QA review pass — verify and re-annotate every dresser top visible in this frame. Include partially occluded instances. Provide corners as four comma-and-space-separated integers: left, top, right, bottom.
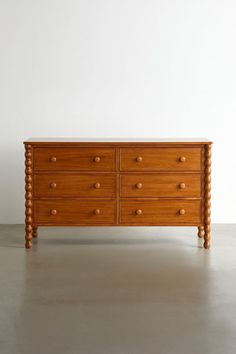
24, 137, 212, 144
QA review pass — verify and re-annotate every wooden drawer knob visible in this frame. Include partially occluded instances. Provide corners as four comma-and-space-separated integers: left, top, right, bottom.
136, 183, 143, 189
50, 209, 57, 215
179, 183, 186, 189
50, 157, 57, 163
179, 156, 186, 163
94, 156, 101, 163
93, 209, 100, 215
136, 156, 143, 162
50, 182, 57, 189
135, 209, 142, 215
94, 182, 101, 189
179, 209, 186, 215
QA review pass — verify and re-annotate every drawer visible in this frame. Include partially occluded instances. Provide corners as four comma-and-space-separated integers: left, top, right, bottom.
120, 200, 201, 225
34, 147, 116, 171
120, 148, 201, 171
35, 199, 116, 225
120, 174, 201, 198
34, 174, 116, 198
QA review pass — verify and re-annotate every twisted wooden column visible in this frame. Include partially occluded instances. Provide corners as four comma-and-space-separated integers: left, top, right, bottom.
204, 144, 212, 249
25, 144, 33, 249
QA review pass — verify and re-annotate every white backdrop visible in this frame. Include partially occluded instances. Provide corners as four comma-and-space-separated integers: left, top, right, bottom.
0, 0, 236, 223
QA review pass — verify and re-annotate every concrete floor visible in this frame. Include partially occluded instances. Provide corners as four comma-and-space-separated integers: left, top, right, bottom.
0, 225, 236, 354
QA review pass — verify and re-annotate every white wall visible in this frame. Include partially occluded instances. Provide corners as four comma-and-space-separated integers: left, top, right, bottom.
0, 0, 236, 223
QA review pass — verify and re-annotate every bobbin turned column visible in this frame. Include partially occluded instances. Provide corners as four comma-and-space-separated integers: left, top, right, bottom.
198, 226, 204, 238
204, 144, 212, 249
33, 227, 38, 238
25, 144, 33, 249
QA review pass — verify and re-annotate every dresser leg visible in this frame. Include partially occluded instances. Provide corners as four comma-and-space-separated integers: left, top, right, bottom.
33, 227, 38, 238
198, 226, 204, 238
25, 226, 33, 249
204, 225, 211, 249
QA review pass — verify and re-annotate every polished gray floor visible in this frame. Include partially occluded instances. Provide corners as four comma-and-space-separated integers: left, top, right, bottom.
0, 225, 235, 354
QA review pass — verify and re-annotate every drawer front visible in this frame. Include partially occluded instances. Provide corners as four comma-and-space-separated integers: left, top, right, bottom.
120, 148, 201, 171
120, 200, 201, 225
35, 174, 116, 198
120, 174, 201, 198
35, 199, 116, 224
34, 147, 116, 171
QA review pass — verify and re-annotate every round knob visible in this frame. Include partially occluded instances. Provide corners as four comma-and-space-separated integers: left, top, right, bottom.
179, 156, 186, 163
50, 157, 57, 163
136, 156, 143, 163
179, 209, 186, 215
93, 209, 100, 215
135, 209, 143, 215
136, 183, 143, 189
94, 182, 101, 189
94, 156, 101, 163
50, 209, 57, 215
179, 183, 186, 189
50, 182, 57, 189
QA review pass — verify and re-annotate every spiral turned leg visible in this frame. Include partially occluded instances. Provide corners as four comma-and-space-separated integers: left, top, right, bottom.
204, 144, 212, 249
198, 226, 204, 238
33, 227, 38, 238
25, 144, 33, 249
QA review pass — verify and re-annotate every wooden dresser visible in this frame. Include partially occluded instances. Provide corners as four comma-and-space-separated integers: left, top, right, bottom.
24, 138, 212, 249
